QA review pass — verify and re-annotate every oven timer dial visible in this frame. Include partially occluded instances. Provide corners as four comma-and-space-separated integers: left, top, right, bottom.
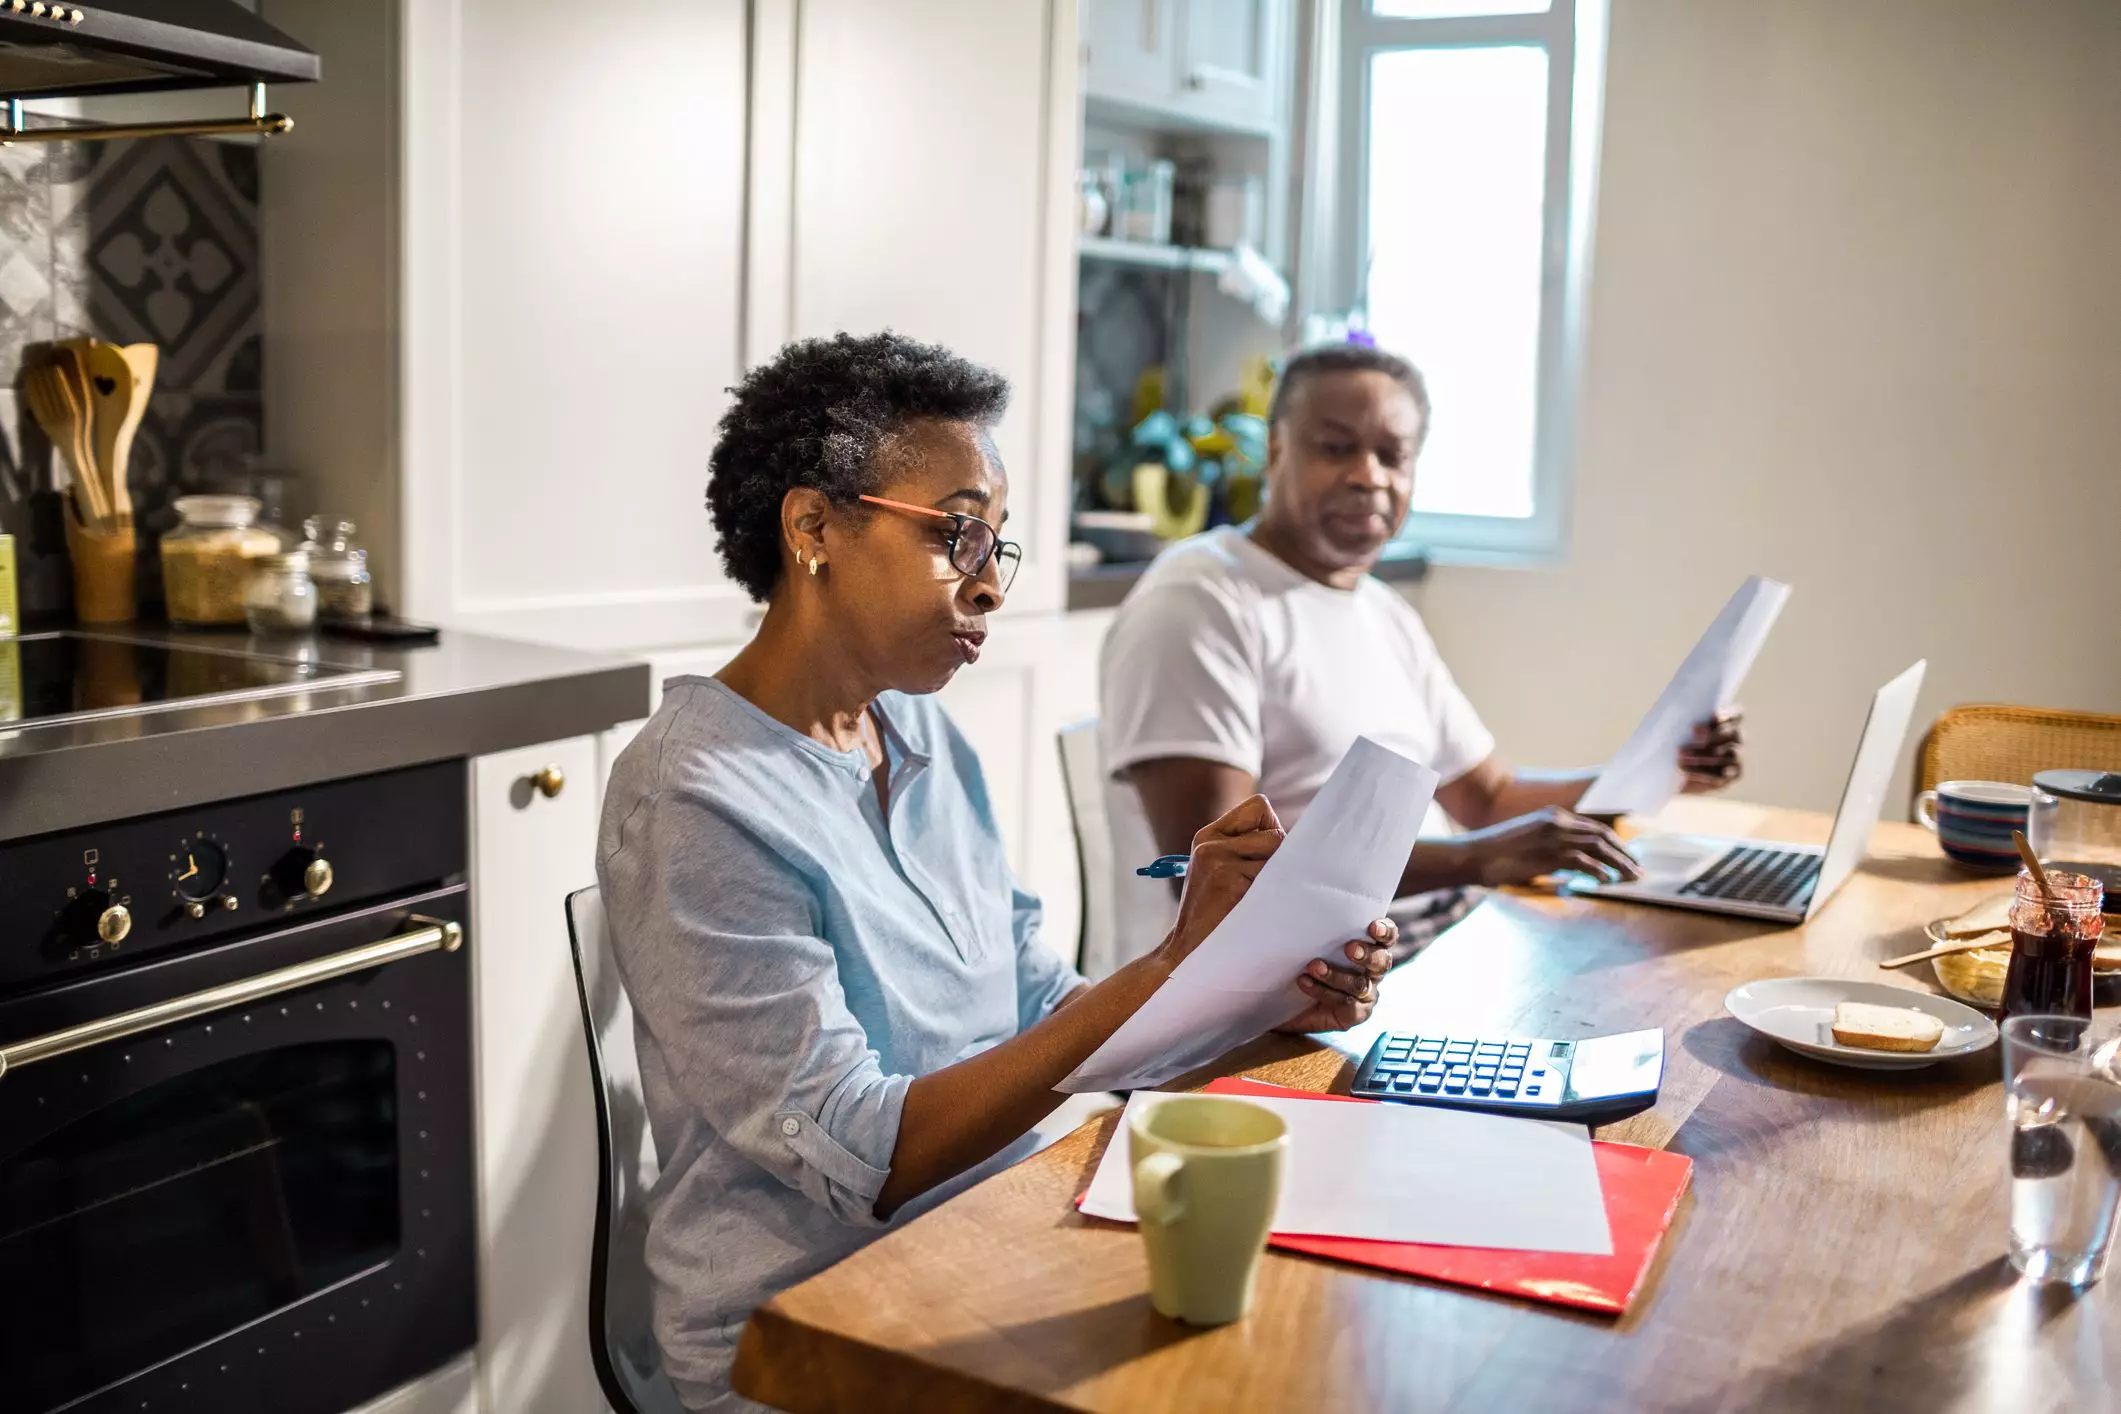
170, 835, 236, 916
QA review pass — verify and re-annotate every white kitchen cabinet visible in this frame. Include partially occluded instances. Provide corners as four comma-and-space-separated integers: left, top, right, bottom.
468, 736, 607, 1414
343, 1356, 480, 1414
1084, 0, 1179, 111
782, 0, 1080, 616
1177, 0, 1287, 131
1084, 0, 1290, 135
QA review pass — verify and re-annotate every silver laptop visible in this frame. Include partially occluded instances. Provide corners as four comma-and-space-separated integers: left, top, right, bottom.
1581, 660, 1927, 923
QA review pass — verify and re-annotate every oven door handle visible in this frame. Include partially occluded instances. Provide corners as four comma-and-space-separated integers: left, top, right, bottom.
0, 916, 463, 1081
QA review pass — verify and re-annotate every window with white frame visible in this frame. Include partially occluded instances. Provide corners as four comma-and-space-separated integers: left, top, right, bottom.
1333, 0, 1606, 561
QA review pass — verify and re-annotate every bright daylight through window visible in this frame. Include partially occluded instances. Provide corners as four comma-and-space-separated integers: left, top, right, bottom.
1338, 0, 1602, 560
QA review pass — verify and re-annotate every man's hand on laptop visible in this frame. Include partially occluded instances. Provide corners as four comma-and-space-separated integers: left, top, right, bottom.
1457, 807, 1643, 889
1678, 709, 1744, 794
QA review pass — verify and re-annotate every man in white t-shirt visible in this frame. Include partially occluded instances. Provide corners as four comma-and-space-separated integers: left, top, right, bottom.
1097, 344, 1743, 971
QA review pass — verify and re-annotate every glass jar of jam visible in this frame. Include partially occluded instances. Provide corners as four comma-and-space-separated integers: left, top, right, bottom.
1999, 868, 2106, 1023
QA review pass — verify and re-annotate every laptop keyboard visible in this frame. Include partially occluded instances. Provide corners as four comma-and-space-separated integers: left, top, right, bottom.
1677, 845, 1822, 909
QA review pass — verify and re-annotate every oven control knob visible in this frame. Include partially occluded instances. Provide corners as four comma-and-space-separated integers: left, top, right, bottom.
98, 902, 131, 943
271, 845, 334, 901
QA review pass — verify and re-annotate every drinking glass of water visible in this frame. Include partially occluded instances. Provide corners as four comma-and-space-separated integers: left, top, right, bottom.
2002, 1013, 2121, 1287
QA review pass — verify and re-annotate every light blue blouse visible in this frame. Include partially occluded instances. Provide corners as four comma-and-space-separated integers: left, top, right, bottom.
596, 676, 1083, 1409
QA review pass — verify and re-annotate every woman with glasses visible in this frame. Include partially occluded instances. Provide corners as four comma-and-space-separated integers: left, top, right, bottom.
597, 332, 1397, 1411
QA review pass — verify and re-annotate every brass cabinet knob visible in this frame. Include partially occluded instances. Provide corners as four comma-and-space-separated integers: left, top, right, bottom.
531, 765, 566, 799
304, 857, 335, 897
98, 903, 131, 943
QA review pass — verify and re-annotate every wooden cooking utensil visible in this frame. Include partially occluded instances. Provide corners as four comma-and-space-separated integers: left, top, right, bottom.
84, 340, 154, 528
53, 344, 114, 528
23, 357, 108, 530
1879, 933, 2010, 970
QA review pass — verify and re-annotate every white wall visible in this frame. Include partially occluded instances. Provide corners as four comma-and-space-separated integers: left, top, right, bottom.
1409, 0, 2121, 814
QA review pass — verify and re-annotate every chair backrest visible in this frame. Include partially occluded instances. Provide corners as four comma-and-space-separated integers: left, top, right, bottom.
1057, 720, 1118, 979
564, 886, 689, 1414
1915, 705, 2121, 808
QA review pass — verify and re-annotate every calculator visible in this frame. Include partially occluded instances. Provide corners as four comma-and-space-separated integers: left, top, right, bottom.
1351, 1028, 1665, 1126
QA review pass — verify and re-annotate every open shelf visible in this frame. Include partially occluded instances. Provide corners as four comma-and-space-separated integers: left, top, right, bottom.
1079, 235, 1233, 275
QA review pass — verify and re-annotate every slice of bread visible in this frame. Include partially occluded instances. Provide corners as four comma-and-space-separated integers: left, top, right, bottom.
1945, 895, 2014, 937
1831, 1001, 1945, 1053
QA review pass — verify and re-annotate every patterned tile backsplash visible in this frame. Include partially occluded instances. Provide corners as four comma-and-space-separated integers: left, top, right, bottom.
0, 131, 263, 620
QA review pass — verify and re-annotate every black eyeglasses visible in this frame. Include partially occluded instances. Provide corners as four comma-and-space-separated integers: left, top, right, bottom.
859, 495, 1021, 591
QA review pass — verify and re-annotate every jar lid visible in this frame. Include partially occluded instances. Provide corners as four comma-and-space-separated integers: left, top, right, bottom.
2033, 769, 2121, 805
172, 494, 261, 529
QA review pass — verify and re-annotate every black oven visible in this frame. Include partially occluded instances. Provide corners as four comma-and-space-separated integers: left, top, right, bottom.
0, 763, 475, 1414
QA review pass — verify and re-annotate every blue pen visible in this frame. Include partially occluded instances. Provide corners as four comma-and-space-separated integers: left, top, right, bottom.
1136, 854, 1190, 879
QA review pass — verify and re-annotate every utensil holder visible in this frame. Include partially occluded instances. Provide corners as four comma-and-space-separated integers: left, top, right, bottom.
64, 506, 136, 624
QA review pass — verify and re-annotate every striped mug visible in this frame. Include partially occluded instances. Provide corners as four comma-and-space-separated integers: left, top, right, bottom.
1914, 779, 2035, 872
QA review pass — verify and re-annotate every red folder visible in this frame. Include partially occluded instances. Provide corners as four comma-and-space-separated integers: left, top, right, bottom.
1199, 1077, 1691, 1316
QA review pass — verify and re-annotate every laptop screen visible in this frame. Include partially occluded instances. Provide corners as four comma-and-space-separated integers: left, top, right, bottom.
1808, 660, 1929, 914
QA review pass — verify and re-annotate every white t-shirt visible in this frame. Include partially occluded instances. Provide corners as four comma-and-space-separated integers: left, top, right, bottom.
1095, 527, 1496, 970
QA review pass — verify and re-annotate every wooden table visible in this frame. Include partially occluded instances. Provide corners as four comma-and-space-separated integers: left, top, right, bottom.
734, 801, 2120, 1413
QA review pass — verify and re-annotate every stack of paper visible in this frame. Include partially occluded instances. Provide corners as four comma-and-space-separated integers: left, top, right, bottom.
1078, 1088, 1614, 1256
1060, 737, 1439, 1094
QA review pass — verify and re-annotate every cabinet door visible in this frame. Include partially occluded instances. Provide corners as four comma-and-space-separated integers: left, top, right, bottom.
1176, 0, 1285, 131
469, 737, 607, 1414
1084, 0, 1178, 108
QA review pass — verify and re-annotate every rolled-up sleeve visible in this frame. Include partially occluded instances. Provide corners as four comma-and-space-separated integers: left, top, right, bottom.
606, 789, 904, 1225
1010, 875, 1084, 1031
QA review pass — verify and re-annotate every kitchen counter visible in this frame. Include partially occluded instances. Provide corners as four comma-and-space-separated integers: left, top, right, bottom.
1065, 544, 1431, 610
0, 626, 651, 841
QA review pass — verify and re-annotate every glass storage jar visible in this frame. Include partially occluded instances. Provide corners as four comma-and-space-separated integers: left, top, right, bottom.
2031, 770, 2121, 912
302, 517, 374, 622
244, 550, 318, 634
161, 496, 279, 626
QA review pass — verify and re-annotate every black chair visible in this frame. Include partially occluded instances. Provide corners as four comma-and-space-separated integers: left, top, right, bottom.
565, 885, 689, 1414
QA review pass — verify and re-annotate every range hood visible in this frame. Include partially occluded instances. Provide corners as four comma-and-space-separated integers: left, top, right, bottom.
0, 0, 315, 100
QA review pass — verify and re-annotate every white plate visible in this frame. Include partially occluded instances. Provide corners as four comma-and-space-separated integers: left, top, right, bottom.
1724, 977, 1999, 1070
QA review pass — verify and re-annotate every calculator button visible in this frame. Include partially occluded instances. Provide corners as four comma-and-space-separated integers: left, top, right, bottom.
1532, 1068, 1548, 1078
1418, 1073, 1444, 1092
1475, 1043, 1504, 1055
1444, 1076, 1468, 1093
1469, 1080, 1493, 1096
1474, 1065, 1497, 1078
1494, 1080, 1520, 1097
1384, 1044, 1413, 1062
1393, 1075, 1417, 1093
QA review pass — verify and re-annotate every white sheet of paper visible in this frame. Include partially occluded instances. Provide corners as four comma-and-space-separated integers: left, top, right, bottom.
1060, 738, 1438, 1094
1079, 1090, 1613, 1255
1576, 575, 1791, 817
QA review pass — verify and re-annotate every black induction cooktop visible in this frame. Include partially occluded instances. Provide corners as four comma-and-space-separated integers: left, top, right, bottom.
0, 631, 402, 730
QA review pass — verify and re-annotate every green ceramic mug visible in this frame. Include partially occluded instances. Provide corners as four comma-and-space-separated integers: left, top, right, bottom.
1131, 1096, 1288, 1325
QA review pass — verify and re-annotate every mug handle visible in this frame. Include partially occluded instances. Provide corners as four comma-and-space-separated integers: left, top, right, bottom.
1134, 1150, 1188, 1225
1914, 790, 1939, 832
